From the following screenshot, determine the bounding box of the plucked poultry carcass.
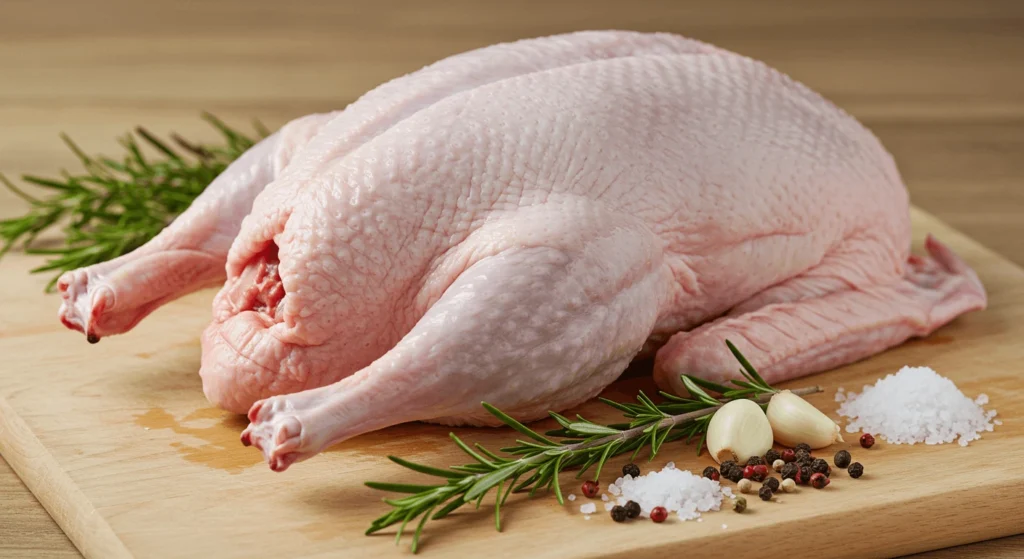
[55,31,986,472]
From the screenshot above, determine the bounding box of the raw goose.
[54,31,986,473]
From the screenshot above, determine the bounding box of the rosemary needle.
[0,113,265,291]
[366,340,823,553]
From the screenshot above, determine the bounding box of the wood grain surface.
[1,1,1022,557]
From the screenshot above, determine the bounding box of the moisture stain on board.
[134,406,261,473]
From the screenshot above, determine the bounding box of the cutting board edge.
[0,396,132,559]
[575,479,1024,559]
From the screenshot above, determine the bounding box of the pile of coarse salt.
[836,366,999,447]
[580,462,731,521]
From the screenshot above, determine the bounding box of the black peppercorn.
[624,500,641,519]
[622,463,641,478]
[725,467,744,483]
[794,449,812,463]
[702,466,720,481]
[762,477,780,492]
[610,505,628,522]
[758,485,773,501]
[780,462,799,480]
[746,456,765,466]
[765,449,781,464]
[848,462,864,478]
[834,450,852,469]
[811,458,830,476]
[795,443,812,453]
[797,465,813,485]
[720,460,737,474]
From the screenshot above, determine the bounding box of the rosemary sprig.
[366,341,823,552]
[0,113,265,291]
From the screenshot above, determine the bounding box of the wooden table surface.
[1,1,1021,557]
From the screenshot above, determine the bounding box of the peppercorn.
[796,465,813,485]
[720,460,737,475]
[650,506,668,523]
[624,500,641,519]
[733,496,747,513]
[860,433,875,449]
[725,467,744,483]
[794,449,812,463]
[751,464,768,482]
[622,462,641,478]
[737,478,753,494]
[762,477,780,492]
[834,450,852,468]
[742,465,755,479]
[610,505,628,522]
[795,443,812,453]
[781,478,796,493]
[702,466,720,481]
[581,480,600,498]
[746,456,765,466]
[765,449,781,464]
[758,485,774,501]
[781,449,797,463]
[848,462,864,478]
[772,459,785,473]
[780,462,799,480]
[811,458,831,476]
[810,472,830,489]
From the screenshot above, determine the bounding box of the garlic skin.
[706,399,774,464]
[766,390,844,449]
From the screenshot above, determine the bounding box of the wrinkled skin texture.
[56,31,986,473]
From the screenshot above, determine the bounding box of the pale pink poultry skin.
[55,31,986,473]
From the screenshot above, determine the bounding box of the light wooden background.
[1,1,1021,557]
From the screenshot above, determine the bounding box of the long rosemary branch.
[365,341,824,553]
[0,113,264,291]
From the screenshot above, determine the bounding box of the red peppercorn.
[581,480,600,498]
[751,464,768,482]
[742,465,755,479]
[860,433,876,449]
[810,472,830,489]
[781,449,796,463]
[650,506,668,523]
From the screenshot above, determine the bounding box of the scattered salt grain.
[995,420,1003,426]
[837,366,996,446]
[697,518,703,523]
[721,524,728,529]
[567,493,576,502]
[665,461,676,469]
[604,502,615,511]
[606,465,726,521]
[584,515,591,520]
[579,503,597,515]
[601,494,609,502]
[834,391,846,402]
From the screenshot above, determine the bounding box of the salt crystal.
[995,420,1003,426]
[584,515,591,520]
[834,391,846,402]
[567,494,576,502]
[604,502,615,511]
[721,524,728,529]
[601,494,609,502]
[837,366,997,446]
[665,461,676,469]
[605,464,726,522]
[579,503,597,514]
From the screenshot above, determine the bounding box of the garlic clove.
[706,398,774,465]
[766,390,844,449]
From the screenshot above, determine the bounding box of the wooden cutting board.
[1,207,1021,559]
